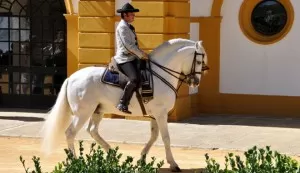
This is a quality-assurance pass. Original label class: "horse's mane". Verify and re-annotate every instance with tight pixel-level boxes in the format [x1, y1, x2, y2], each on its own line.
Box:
[149, 38, 196, 60]
[147, 38, 208, 76]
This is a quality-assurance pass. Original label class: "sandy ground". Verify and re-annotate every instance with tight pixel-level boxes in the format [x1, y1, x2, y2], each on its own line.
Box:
[0, 136, 242, 173]
[1, 136, 299, 173]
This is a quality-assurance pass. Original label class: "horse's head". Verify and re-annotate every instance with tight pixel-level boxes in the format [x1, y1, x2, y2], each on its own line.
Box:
[181, 40, 209, 88]
[149, 38, 209, 93]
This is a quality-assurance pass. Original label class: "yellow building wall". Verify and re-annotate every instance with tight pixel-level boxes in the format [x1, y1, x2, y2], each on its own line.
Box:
[65, 14, 79, 77]
[77, 0, 115, 67]
[190, 16, 222, 115]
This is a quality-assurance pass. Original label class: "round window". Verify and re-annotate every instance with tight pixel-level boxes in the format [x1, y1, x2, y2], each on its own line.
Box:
[251, 0, 287, 36]
[239, 0, 294, 45]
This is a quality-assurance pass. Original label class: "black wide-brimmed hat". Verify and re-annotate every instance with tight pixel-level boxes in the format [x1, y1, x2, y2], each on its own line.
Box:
[117, 3, 139, 13]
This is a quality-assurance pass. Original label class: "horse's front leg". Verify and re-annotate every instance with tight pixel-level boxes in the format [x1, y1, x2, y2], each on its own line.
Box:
[156, 113, 181, 172]
[141, 118, 159, 157]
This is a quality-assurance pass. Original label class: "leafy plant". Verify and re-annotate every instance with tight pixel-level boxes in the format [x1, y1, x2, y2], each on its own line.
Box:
[20, 156, 43, 173]
[20, 140, 164, 173]
[203, 146, 300, 173]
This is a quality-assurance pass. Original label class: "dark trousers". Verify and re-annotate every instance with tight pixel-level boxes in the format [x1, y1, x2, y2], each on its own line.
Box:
[118, 59, 140, 86]
[117, 59, 140, 106]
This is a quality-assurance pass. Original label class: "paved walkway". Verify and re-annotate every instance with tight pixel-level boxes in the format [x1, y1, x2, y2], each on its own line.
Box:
[1, 110, 300, 156]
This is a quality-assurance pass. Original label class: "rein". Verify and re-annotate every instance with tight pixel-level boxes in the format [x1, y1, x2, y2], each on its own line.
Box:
[146, 51, 206, 97]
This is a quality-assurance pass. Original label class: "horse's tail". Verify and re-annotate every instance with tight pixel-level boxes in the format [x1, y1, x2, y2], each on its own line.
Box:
[41, 77, 72, 155]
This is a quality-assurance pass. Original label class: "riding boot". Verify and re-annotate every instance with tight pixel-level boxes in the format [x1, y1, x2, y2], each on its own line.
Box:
[117, 81, 136, 114]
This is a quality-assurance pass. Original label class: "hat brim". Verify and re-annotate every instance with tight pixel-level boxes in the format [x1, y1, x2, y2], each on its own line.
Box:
[117, 9, 139, 13]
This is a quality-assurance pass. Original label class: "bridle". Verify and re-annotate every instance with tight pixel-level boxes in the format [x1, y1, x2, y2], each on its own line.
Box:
[147, 51, 209, 97]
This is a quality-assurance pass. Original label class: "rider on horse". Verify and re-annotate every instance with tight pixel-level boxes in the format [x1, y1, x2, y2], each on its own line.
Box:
[114, 3, 149, 114]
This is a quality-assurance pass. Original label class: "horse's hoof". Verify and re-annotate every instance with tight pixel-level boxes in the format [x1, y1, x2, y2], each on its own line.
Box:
[171, 166, 181, 172]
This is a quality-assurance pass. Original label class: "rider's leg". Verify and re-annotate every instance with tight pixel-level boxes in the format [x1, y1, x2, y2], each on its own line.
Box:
[116, 59, 139, 113]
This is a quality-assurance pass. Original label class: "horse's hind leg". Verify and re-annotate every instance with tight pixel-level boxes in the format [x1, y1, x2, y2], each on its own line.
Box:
[141, 119, 159, 157]
[65, 107, 94, 157]
[86, 113, 111, 152]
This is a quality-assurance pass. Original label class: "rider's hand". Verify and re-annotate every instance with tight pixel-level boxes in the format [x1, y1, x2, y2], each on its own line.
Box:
[142, 52, 149, 60]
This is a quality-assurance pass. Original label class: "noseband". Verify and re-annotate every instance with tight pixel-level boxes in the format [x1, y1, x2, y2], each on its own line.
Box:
[148, 51, 209, 96]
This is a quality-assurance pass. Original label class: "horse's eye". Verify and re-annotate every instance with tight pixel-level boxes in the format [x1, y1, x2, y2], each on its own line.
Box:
[196, 61, 202, 65]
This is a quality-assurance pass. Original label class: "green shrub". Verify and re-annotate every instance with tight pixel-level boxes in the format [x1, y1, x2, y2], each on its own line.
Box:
[20, 141, 164, 173]
[204, 146, 300, 173]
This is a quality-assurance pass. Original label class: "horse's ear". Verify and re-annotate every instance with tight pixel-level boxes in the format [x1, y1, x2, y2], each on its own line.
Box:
[195, 42, 199, 49]
[195, 40, 202, 49]
[198, 41, 203, 48]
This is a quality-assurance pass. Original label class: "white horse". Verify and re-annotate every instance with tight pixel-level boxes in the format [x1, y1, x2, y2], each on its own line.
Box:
[41, 38, 208, 172]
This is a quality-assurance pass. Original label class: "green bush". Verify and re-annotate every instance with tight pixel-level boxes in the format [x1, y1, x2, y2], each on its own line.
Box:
[20, 141, 164, 173]
[204, 146, 300, 173]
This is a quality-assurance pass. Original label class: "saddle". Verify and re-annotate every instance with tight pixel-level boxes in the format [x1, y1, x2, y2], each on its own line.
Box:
[101, 59, 154, 115]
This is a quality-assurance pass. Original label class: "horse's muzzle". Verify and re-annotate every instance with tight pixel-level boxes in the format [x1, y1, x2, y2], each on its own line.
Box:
[186, 75, 200, 88]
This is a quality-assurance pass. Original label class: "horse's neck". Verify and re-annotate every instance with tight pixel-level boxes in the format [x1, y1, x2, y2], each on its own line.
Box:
[150, 57, 182, 91]
[148, 39, 196, 91]
[151, 39, 195, 58]
[150, 48, 188, 91]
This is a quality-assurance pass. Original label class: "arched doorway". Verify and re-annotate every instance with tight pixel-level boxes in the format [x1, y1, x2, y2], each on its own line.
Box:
[0, 0, 67, 109]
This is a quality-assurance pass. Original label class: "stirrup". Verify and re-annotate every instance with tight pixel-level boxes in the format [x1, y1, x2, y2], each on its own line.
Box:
[117, 104, 132, 114]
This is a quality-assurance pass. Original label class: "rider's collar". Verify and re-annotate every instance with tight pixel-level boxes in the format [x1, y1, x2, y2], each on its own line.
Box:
[122, 19, 130, 27]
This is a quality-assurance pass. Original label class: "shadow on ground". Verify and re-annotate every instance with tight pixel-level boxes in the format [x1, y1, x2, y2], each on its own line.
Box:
[0, 116, 45, 122]
[0, 108, 49, 113]
[178, 114, 300, 129]
[159, 168, 205, 173]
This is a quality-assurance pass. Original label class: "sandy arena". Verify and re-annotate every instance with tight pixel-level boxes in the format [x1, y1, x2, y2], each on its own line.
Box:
[0, 136, 247, 173]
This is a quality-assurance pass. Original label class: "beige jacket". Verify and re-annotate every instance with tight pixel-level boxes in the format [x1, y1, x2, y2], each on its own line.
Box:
[113, 19, 144, 64]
